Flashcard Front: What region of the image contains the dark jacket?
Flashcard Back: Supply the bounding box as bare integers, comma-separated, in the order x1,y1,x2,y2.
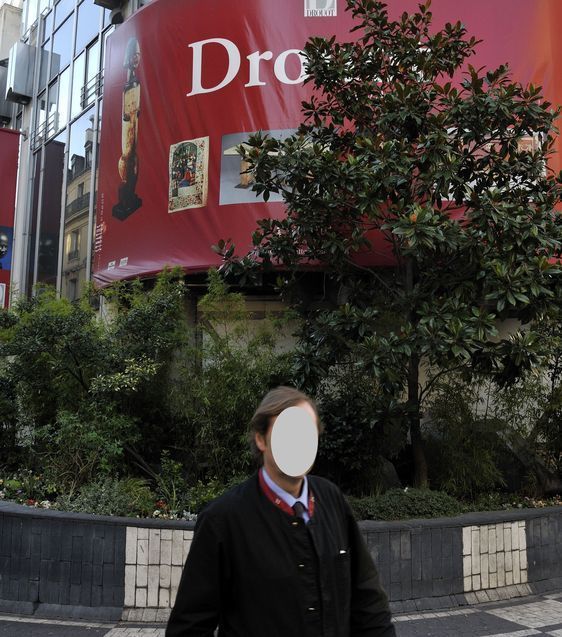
166,473,395,637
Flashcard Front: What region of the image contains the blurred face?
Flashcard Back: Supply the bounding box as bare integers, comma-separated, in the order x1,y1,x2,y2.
255,401,319,480
0,234,8,258
124,88,139,116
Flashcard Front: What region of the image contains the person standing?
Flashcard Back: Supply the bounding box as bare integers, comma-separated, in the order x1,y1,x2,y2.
166,386,396,636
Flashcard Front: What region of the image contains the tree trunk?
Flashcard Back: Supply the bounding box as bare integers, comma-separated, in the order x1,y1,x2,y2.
408,355,428,488
405,257,428,488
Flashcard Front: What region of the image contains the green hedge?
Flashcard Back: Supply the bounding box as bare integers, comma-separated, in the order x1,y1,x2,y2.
348,488,464,521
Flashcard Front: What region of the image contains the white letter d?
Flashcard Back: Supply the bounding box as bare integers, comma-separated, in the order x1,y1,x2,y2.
187,38,241,96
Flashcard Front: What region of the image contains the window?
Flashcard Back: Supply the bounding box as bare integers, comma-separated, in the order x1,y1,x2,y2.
54,0,74,30
42,8,53,42
70,229,80,252
25,0,39,31
27,149,43,293
68,229,80,258
36,90,47,132
85,39,101,104
68,108,94,177
51,15,73,79
68,278,78,301
47,79,63,137
85,138,92,168
50,66,70,133
102,7,112,29
36,135,65,287
70,42,101,119
75,2,100,54
39,0,51,15
39,39,50,90
70,51,85,118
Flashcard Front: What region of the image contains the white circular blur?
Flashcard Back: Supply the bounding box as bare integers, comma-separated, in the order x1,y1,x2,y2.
270,406,318,477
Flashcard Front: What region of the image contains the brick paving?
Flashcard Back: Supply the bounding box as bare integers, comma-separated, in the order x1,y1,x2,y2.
0,614,110,635
0,591,561,636
394,593,562,636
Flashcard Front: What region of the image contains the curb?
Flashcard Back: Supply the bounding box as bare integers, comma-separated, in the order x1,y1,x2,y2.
1,501,560,622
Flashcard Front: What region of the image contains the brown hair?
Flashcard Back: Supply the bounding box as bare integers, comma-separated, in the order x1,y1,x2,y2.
249,386,323,464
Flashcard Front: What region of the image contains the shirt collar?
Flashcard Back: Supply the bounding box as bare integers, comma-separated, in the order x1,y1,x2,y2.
261,467,309,511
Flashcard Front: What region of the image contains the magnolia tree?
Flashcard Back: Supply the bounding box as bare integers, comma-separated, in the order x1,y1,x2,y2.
217,0,562,487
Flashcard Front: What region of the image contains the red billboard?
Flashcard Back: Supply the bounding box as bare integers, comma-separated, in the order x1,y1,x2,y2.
0,128,20,306
93,0,562,285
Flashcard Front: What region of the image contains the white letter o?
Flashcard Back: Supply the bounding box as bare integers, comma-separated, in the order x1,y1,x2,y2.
273,49,307,85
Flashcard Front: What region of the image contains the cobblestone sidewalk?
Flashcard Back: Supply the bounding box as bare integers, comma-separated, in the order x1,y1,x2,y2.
80,592,562,635
1,591,561,636
110,593,562,636
394,592,562,637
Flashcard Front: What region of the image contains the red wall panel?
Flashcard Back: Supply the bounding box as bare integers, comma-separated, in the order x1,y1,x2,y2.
93,0,562,285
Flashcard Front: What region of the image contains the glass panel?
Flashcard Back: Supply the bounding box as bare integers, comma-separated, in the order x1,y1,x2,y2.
56,66,70,132
84,39,100,107
75,1,100,54
97,99,103,131
46,80,58,138
93,100,102,259
92,100,101,252
36,90,47,132
70,52,85,119
26,0,39,31
27,149,43,294
39,9,46,42
68,277,78,301
54,0,74,29
43,10,53,42
102,25,115,65
63,108,94,300
51,16,73,79
37,133,66,287
37,41,50,92
102,8,111,29
86,39,100,83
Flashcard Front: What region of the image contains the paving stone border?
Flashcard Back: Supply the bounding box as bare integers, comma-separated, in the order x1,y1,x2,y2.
0,500,560,620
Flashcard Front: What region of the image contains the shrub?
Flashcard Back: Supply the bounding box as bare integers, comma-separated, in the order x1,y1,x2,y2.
187,475,248,513
0,270,187,481
348,488,464,521
36,408,138,496
145,450,191,514
167,270,293,483
57,477,156,517
470,491,562,512
0,470,57,505
188,479,230,513
314,366,405,495
0,373,22,472
424,375,507,499
0,289,103,423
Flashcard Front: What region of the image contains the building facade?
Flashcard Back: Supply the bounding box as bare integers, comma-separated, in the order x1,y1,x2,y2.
2,0,562,307
1,0,149,304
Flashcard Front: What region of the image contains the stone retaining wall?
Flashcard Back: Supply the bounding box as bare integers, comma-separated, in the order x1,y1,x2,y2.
124,527,193,612
0,501,560,621
463,521,527,592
